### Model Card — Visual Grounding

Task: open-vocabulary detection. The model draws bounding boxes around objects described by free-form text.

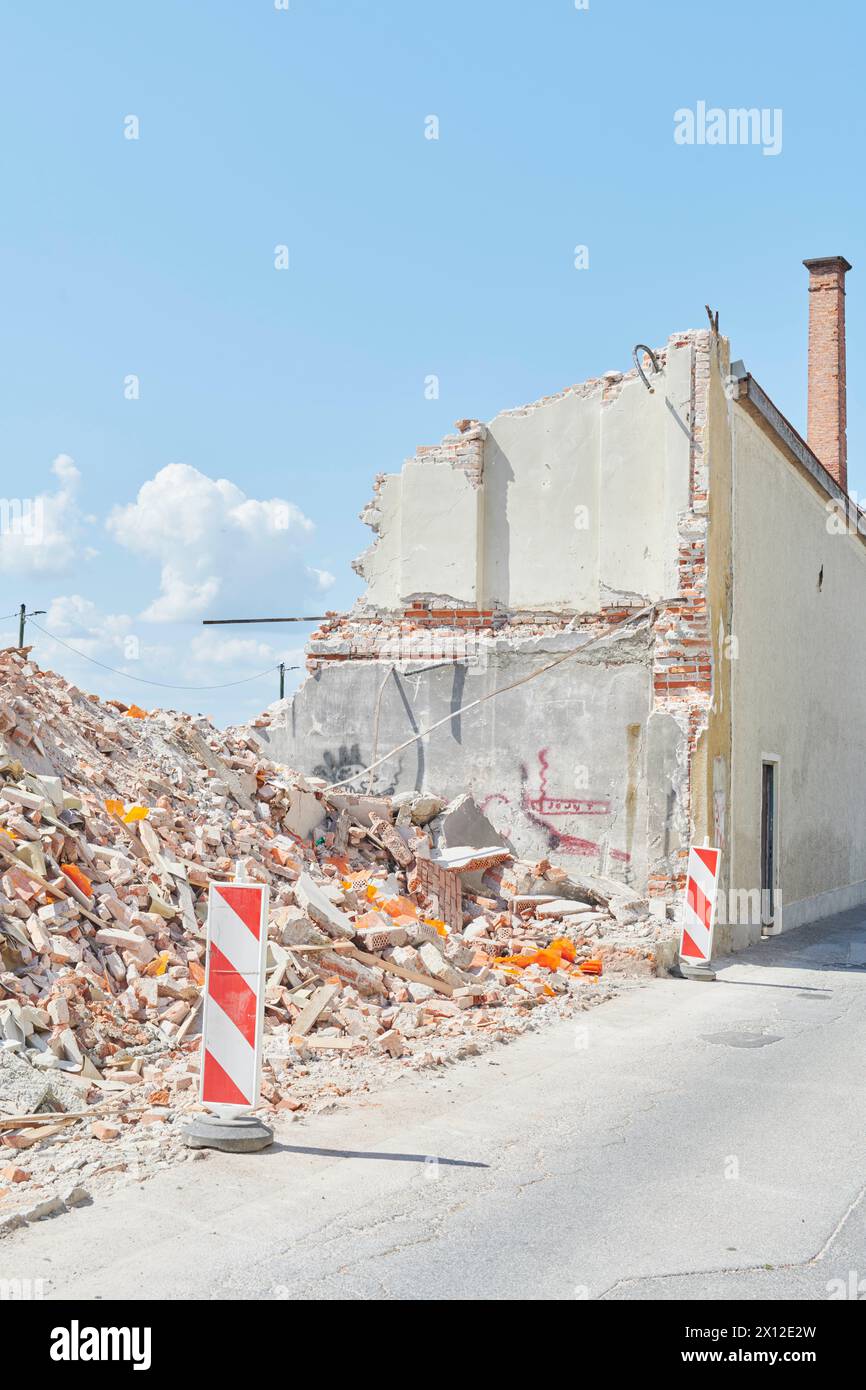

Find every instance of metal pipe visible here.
[632,344,661,392]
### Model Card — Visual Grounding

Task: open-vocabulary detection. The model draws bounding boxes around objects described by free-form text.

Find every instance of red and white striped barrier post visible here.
[184,880,273,1152]
[678,845,720,981]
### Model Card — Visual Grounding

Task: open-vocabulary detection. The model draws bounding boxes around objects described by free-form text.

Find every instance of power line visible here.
[27,621,289,692]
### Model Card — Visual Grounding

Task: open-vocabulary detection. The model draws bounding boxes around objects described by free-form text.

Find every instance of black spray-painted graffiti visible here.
[312,743,365,784]
[311,743,398,795]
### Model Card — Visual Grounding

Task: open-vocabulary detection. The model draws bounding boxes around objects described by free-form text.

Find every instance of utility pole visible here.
[18,603,46,649]
[202,616,315,700]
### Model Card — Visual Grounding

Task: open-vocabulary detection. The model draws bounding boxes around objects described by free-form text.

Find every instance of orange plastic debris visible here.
[124,704,148,719]
[382,895,418,920]
[60,863,92,897]
[579,959,603,976]
[548,936,577,963]
[533,948,564,972]
[122,805,149,824]
[144,950,171,977]
[104,799,125,818]
[493,939,579,974]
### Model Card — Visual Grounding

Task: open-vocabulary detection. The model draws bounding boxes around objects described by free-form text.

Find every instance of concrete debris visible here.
[432,794,507,851]
[392,792,445,826]
[62,1184,91,1207]
[294,873,356,940]
[0,647,675,1228]
[21,1194,65,1221]
[433,845,512,873]
[535,899,606,919]
[283,781,327,841]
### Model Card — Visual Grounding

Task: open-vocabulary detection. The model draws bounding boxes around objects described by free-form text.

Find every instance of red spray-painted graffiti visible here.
[480,749,631,864]
[524,749,611,819]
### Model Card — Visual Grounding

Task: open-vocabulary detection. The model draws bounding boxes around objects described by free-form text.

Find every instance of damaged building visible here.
[258,256,865,950]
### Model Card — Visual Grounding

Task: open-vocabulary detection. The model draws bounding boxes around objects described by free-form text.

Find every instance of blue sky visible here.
[1,0,862,723]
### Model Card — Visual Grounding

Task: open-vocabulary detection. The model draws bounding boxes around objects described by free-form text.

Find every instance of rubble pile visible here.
[0,647,674,1227]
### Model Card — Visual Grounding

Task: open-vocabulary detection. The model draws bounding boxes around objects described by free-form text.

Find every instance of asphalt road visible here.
[4,907,866,1301]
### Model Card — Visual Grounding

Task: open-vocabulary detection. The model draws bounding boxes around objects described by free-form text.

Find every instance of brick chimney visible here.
[803,255,852,492]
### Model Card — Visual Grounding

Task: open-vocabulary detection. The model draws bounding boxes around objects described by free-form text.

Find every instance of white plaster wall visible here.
[358,473,403,609]
[359,463,481,607]
[482,390,601,609]
[359,339,695,615]
[730,408,866,928]
[399,460,481,602]
[597,376,665,602]
[483,349,692,611]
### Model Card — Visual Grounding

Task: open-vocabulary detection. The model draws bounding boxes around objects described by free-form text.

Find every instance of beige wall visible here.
[693,338,735,924]
[730,407,866,930]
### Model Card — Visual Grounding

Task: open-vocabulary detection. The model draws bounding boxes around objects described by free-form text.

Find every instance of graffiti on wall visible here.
[311,743,397,795]
[480,748,631,865]
[524,749,611,820]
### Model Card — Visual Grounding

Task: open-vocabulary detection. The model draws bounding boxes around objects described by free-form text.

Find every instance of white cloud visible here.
[141,570,221,623]
[190,632,282,666]
[0,454,94,574]
[28,592,303,723]
[47,593,131,643]
[51,454,80,489]
[107,464,329,623]
[2,458,328,725]
[42,594,168,666]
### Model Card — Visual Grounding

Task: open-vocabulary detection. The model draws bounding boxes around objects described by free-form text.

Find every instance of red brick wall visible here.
[804,256,851,493]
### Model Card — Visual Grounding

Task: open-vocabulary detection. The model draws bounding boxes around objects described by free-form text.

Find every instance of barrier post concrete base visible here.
[679,960,717,982]
[183,1113,274,1153]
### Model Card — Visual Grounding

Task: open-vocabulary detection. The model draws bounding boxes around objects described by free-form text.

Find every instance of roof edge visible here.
[730,358,863,532]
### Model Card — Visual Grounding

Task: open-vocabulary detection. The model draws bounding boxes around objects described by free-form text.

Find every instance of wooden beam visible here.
[291,982,340,1037]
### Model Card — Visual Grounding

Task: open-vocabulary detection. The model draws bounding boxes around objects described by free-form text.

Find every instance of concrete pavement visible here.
[3,906,866,1300]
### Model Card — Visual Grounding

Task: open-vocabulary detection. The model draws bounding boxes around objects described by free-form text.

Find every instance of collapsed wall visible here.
[259,331,721,901]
